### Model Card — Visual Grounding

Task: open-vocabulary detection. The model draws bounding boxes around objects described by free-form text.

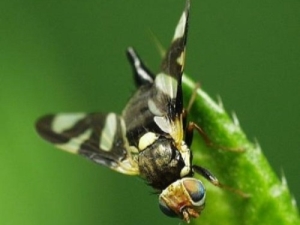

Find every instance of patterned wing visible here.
[151,1,190,144]
[126,47,155,87]
[160,0,190,115]
[35,113,139,175]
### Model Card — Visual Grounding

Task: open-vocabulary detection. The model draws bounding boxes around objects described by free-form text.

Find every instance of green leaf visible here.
[182,75,300,225]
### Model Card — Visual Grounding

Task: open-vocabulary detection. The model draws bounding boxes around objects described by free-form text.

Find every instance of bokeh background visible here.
[0,0,299,224]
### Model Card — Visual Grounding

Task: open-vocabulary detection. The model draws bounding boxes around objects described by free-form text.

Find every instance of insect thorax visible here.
[121,85,192,190]
[122,85,162,144]
[138,136,188,190]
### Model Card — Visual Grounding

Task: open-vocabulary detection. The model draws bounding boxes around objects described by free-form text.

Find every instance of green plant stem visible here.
[182,75,299,225]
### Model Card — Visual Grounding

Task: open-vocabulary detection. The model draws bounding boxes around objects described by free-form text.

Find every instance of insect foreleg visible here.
[193,165,250,198]
[187,121,244,152]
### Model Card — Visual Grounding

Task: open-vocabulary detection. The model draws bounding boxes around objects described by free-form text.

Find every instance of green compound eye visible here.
[182,178,206,205]
[158,178,206,220]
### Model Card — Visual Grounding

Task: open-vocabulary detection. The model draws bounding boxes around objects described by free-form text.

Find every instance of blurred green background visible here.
[0,0,299,224]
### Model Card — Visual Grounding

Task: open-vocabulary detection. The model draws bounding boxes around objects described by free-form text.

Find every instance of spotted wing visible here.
[35,113,139,175]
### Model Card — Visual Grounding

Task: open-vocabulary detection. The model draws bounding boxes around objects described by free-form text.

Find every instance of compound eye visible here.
[182,178,205,205]
[159,198,178,218]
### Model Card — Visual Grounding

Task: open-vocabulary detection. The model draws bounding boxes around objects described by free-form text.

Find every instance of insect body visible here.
[36,1,215,223]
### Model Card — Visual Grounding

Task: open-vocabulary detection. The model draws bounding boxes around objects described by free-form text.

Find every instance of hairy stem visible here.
[182,75,299,225]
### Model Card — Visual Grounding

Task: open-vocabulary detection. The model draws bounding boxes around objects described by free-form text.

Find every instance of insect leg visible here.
[193,165,250,198]
[186,121,244,152]
[186,82,201,113]
[184,117,194,148]
[185,121,213,148]
[184,82,201,147]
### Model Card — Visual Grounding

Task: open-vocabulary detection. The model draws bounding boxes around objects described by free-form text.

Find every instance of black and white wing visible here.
[151,2,190,145]
[126,47,155,87]
[160,0,189,108]
[122,2,190,149]
[36,113,139,175]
